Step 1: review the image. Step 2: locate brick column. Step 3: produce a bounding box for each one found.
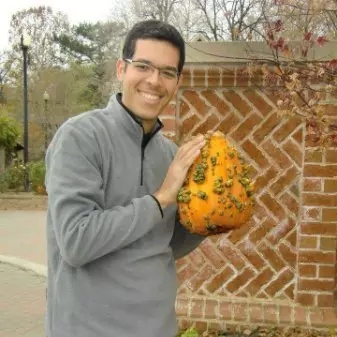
[299,141,337,308]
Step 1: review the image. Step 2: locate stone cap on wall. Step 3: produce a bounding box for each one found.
[185,40,337,64]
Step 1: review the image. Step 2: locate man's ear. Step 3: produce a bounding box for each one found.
[116,58,125,81]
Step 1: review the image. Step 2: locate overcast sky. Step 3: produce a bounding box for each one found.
[0,0,114,49]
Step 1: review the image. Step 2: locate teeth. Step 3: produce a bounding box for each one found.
[140,92,160,101]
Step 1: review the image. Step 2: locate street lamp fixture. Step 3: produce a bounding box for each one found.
[43,91,50,102]
[20,33,31,192]
[21,34,31,49]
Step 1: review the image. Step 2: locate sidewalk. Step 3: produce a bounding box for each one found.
[0,211,47,337]
[0,263,46,337]
[0,211,47,265]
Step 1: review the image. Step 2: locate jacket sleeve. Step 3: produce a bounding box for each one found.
[170,212,205,260]
[45,122,162,268]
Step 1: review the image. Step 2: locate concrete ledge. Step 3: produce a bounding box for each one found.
[0,255,47,277]
[0,192,47,200]
[0,193,47,210]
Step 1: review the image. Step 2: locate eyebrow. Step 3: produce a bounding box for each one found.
[134,58,178,72]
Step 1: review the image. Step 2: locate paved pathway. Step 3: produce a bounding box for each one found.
[0,211,46,265]
[0,211,47,337]
[0,263,46,337]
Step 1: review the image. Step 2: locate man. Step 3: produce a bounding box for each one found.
[45,20,205,337]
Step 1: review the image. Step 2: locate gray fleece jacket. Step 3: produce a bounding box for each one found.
[45,93,204,337]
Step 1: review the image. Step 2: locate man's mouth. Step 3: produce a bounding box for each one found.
[138,90,163,103]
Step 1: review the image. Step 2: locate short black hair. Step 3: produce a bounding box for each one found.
[122,20,185,75]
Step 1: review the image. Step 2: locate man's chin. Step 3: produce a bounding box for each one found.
[136,108,161,120]
[140,114,160,122]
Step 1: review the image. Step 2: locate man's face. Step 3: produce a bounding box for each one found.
[116,39,182,133]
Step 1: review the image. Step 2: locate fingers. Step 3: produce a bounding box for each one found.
[173,136,204,172]
[182,145,202,168]
[180,133,204,145]
[177,134,205,158]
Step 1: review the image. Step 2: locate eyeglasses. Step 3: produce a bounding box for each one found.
[123,58,180,81]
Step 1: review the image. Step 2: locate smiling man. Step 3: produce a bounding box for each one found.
[45,20,206,337]
[117,39,181,133]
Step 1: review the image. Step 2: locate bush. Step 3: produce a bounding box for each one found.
[28,160,46,194]
[0,162,26,191]
[0,114,21,150]
[0,160,46,194]
[0,172,9,192]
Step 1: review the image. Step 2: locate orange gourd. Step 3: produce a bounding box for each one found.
[177,131,255,236]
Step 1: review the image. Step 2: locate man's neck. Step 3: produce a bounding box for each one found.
[117,93,156,134]
[142,120,156,134]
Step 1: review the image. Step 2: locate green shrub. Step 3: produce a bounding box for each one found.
[28,160,46,194]
[0,115,21,150]
[0,160,46,194]
[0,172,9,192]
[0,163,26,191]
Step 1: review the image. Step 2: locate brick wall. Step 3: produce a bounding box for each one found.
[160,64,337,331]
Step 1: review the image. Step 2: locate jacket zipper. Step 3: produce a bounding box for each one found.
[140,136,146,186]
[140,124,162,186]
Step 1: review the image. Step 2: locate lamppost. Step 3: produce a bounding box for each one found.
[43,90,50,152]
[20,33,31,192]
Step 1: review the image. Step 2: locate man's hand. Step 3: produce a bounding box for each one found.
[153,134,205,209]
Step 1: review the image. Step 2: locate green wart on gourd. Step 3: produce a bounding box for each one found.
[177,188,191,203]
[193,164,206,184]
[213,177,225,194]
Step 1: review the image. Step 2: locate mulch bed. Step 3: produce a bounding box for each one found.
[178,327,336,337]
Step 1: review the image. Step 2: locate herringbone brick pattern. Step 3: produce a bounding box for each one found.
[176,88,304,302]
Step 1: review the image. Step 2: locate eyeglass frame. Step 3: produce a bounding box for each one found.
[123,58,180,81]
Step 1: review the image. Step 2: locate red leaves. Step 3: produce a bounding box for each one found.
[328,59,337,70]
[301,33,328,57]
[332,134,337,147]
[304,32,313,41]
[266,20,288,52]
[266,20,284,40]
[274,20,283,32]
[316,36,328,46]
[303,33,328,46]
[260,5,335,148]
[269,37,288,52]
[277,37,285,48]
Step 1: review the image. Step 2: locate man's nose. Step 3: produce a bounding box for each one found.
[146,68,161,84]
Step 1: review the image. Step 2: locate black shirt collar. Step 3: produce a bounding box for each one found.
[116,93,163,136]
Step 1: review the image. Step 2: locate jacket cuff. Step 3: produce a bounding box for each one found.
[150,194,164,218]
